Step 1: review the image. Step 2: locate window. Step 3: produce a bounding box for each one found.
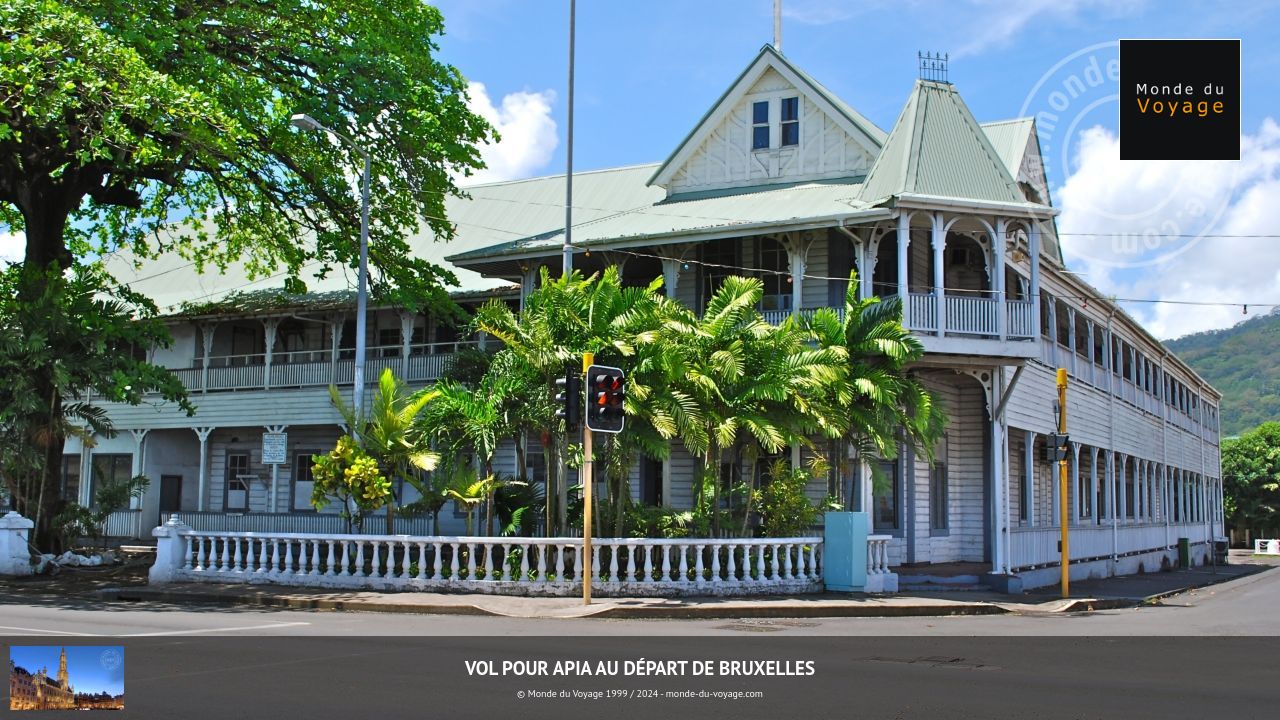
[89,454,132,509]
[225,452,250,512]
[1040,292,1054,340]
[61,455,81,504]
[701,238,739,305]
[751,100,770,150]
[292,452,318,511]
[1076,451,1091,519]
[780,97,799,146]
[378,327,401,357]
[873,460,899,532]
[758,237,791,312]
[930,463,948,531]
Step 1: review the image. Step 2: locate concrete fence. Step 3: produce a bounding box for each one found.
[149,515,825,597]
[0,511,34,576]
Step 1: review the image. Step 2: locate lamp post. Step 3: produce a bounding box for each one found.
[290,113,371,420]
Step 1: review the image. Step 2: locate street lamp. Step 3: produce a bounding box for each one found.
[289,113,372,421]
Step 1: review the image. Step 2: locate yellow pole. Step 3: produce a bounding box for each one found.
[1057,368,1070,598]
[582,351,594,605]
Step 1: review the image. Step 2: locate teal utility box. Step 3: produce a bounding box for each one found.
[823,511,869,592]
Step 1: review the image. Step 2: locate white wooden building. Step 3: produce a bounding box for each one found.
[78,46,1222,591]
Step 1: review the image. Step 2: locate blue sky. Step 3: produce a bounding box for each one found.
[433,0,1280,339]
[10,645,124,696]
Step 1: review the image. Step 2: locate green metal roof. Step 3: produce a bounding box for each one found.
[980,118,1036,179]
[447,178,872,262]
[859,80,1028,206]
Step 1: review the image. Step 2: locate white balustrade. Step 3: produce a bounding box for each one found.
[908,293,936,331]
[944,295,999,336]
[864,535,897,593]
[1007,300,1035,338]
[155,527,824,597]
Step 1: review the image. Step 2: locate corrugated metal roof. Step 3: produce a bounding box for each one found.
[447,179,871,261]
[859,81,1027,205]
[103,165,662,314]
[980,118,1035,179]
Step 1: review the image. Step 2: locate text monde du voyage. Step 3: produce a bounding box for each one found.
[464,659,817,677]
[1134,82,1228,118]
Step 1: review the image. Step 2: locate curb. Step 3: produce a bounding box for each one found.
[94,566,1272,620]
[98,586,1016,619]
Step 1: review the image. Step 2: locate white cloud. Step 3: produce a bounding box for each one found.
[0,229,23,264]
[1058,119,1280,340]
[460,81,558,185]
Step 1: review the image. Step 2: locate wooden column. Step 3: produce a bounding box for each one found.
[931,213,945,337]
[896,213,910,324]
[193,427,215,512]
[994,218,1007,341]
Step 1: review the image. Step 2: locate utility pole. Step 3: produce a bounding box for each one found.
[581,351,594,605]
[562,0,576,277]
[1057,368,1071,598]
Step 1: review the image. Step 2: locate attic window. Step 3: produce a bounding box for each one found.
[781,97,799,146]
[752,101,769,150]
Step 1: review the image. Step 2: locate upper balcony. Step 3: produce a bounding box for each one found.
[171,340,482,393]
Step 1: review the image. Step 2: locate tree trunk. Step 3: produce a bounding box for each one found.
[13,192,77,553]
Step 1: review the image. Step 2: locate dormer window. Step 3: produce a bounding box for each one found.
[752,101,770,150]
[781,97,799,146]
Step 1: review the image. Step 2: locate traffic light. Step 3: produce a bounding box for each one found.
[585,364,625,433]
[554,365,581,430]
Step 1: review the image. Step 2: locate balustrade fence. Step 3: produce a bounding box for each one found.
[150,520,823,597]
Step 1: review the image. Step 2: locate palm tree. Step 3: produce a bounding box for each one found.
[329,368,439,534]
[802,272,946,505]
[473,266,670,535]
[649,276,846,534]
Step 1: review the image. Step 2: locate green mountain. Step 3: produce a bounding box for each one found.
[1165,310,1280,437]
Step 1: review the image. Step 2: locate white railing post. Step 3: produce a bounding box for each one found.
[0,511,35,577]
[148,515,191,584]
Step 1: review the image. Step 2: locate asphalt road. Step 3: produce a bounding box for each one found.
[3,569,1277,718]
[1,564,1278,637]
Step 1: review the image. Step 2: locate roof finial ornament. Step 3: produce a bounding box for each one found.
[774,0,782,53]
[918,51,950,84]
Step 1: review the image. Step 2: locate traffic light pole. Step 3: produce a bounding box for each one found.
[582,351,594,605]
[1057,368,1070,599]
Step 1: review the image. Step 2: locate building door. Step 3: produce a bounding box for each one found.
[160,475,182,513]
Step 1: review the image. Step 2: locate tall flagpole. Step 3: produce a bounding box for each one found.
[774,0,782,52]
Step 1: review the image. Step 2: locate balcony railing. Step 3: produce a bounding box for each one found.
[172,341,481,393]
[945,295,998,336]
[907,293,937,332]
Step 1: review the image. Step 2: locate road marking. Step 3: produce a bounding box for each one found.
[118,621,311,637]
[0,625,100,636]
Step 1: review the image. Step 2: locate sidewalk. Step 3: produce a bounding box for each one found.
[93,561,1273,620]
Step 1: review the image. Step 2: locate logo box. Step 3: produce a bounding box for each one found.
[1120,39,1240,160]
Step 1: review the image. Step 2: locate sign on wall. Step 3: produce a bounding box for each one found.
[261,432,288,465]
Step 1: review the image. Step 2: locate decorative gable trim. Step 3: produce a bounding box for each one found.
[648,45,886,191]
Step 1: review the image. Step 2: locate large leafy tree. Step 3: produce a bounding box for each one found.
[0,0,493,547]
[0,263,190,549]
[1222,422,1280,539]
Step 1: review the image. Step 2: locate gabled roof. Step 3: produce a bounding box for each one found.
[648,44,887,189]
[859,80,1028,206]
[980,117,1036,179]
